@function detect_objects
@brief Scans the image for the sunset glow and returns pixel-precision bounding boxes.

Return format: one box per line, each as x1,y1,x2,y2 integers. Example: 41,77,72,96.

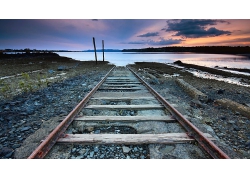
1,19,250,50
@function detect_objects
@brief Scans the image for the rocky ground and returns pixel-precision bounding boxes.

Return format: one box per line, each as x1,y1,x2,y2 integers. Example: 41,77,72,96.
129,62,250,159
0,53,114,158
1,54,250,159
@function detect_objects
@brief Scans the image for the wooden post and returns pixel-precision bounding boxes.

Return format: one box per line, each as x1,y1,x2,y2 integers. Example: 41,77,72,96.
102,40,104,62
92,37,97,64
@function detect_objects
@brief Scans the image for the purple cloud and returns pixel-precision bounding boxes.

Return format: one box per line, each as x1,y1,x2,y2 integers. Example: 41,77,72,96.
126,38,184,46
137,32,159,37
164,19,231,38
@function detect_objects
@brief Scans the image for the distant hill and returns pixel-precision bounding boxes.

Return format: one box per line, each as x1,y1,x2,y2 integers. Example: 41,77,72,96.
83,49,122,52
122,46,250,54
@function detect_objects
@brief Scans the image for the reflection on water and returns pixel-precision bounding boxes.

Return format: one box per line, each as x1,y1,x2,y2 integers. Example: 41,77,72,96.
215,68,250,76
168,64,250,87
188,70,250,87
57,52,250,69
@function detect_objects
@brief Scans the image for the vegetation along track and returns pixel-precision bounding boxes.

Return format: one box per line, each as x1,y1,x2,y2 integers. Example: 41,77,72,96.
28,66,230,159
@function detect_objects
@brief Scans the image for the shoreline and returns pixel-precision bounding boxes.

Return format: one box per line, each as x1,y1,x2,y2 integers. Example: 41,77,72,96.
173,60,250,81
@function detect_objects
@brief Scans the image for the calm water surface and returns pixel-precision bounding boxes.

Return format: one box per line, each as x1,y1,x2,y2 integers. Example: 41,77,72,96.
57,52,250,69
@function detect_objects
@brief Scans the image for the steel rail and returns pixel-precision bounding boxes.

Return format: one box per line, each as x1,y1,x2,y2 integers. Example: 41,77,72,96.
127,66,230,159
28,66,116,159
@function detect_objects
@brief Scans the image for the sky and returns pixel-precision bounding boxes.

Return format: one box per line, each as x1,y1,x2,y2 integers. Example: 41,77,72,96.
1,19,250,51
1,1,250,51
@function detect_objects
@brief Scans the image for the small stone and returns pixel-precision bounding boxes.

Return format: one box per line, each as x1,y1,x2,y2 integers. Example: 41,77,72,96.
72,129,78,134
100,154,105,159
159,145,175,154
245,141,250,148
75,155,84,159
217,133,224,137
233,126,240,131
88,85,93,89
228,120,235,124
0,147,13,157
101,100,107,105
89,151,94,158
83,149,90,156
220,116,226,120
87,126,94,132
72,148,77,153
190,99,203,108
122,146,131,153
57,65,67,71
204,117,212,125
20,126,31,132
94,146,99,152
59,110,67,115
26,107,35,115
12,144,21,149
134,153,140,157
94,130,101,134
79,149,87,155
235,112,240,116
217,89,225,94
59,155,65,159
115,129,120,134
149,79,159,85
5,151,14,158
4,106,10,111
18,137,24,141
130,155,135,158
48,69,54,74
140,155,145,159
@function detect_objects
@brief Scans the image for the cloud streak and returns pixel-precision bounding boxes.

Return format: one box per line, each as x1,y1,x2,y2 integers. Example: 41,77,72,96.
125,38,184,46
164,19,231,38
137,32,159,37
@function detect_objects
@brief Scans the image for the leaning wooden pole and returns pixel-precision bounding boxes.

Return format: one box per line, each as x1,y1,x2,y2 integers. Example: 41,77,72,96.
92,37,97,64
102,40,105,62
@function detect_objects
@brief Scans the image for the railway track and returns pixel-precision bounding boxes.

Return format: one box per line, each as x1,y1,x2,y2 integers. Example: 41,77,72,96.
28,66,230,159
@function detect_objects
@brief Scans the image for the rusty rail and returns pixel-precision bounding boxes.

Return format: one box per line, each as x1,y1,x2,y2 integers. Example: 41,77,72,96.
28,66,115,159
127,66,230,159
